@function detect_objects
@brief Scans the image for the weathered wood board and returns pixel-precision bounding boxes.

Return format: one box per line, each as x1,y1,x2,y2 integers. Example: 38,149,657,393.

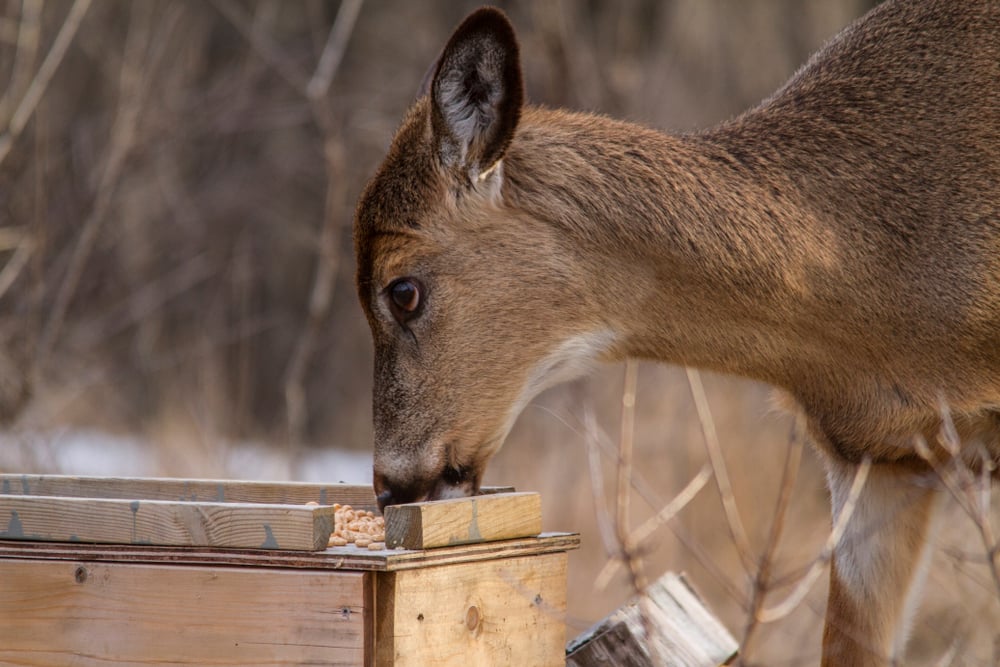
1,473,379,507
0,531,580,571
0,560,369,666
0,475,523,551
0,495,335,550
0,474,514,506
376,551,568,666
384,491,542,549
565,571,739,667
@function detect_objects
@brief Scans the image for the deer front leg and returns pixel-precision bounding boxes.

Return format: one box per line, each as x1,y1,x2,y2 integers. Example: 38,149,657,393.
821,460,942,667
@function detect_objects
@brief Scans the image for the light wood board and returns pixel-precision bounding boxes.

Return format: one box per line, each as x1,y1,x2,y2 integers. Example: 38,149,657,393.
0,473,378,507
384,492,542,549
0,495,335,551
376,551,568,666
0,559,370,666
0,474,515,508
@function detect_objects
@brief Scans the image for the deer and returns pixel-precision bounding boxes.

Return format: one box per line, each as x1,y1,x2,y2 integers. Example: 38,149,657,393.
353,2,1000,664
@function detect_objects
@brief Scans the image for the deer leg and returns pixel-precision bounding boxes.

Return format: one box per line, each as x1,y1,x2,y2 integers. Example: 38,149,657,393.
821,461,941,667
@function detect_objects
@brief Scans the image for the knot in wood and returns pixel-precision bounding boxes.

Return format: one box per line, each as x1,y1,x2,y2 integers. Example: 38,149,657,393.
465,605,480,632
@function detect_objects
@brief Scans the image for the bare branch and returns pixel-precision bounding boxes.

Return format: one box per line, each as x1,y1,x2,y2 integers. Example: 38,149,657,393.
594,462,712,590
756,457,872,623
741,413,805,653
0,236,34,301
306,0,363,100
0,0,91,167
0,0,43,127
209,0,309,96
37,3,179,362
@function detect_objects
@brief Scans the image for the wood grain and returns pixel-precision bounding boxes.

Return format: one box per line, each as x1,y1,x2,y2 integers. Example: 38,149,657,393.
384,492,542,549
0,473,379,508
0,495,335,551
0,474,515,504
0,560,370,666
0,532,581,571
375,551,568,666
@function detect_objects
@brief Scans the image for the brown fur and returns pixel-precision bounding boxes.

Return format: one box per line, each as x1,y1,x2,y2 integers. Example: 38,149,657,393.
355,2,1000,663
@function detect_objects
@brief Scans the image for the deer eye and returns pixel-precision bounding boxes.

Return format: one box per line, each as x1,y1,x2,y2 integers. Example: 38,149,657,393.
388,278,422,321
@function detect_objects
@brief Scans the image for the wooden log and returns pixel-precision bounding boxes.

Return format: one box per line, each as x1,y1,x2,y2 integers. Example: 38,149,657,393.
375,551,568,666
0,559,369,666
0,495,335,551
384,492,541,550
565,572,738,667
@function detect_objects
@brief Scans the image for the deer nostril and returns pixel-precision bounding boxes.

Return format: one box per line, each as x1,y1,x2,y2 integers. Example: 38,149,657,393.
376,489,394,513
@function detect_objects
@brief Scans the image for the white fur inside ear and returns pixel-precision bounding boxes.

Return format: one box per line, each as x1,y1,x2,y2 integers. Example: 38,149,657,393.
476,159,501,182
471,160,504,199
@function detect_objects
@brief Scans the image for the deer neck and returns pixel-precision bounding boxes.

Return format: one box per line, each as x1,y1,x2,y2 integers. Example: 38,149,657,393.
503,106,831,389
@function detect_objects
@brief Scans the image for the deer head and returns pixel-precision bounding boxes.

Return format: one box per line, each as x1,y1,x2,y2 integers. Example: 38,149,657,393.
354,9,617,509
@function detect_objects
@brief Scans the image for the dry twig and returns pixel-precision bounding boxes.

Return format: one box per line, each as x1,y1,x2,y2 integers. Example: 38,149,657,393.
37,3,179,364
741,413,805,654
0,0,91,167
755,457,872,623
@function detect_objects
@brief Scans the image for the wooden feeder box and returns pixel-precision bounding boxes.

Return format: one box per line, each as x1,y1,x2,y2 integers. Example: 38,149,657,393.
0,474,579,666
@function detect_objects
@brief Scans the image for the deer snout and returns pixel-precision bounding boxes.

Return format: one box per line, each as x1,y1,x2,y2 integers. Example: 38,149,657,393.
373,465,480,512
373,470,426,512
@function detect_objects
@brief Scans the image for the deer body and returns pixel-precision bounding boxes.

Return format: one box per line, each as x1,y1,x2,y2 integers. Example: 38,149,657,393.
355,1,1000,664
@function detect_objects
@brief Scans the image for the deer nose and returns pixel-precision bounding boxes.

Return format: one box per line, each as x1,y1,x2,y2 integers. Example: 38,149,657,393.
373,471,425,512
376,489,394,513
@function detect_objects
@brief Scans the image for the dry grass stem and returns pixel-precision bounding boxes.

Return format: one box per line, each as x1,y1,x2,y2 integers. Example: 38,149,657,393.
583,407,623,561
0,0,91,167
581,407,749,608
914,412,1000,604
756,457,872,623
741,414,805,652
686,367,756,574
615,359,640,582
594,462,712,590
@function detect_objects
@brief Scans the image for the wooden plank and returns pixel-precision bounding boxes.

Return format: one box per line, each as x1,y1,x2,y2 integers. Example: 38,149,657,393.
0,495,335,551
565,572,739,667
384,492,541,549
0,473,515,508
0,473,379,508
0,532,581,571
375,552,568,666
0,559,369,666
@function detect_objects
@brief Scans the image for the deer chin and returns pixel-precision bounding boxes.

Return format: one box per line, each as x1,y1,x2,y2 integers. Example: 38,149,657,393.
506,329,618,430
425,474,480,502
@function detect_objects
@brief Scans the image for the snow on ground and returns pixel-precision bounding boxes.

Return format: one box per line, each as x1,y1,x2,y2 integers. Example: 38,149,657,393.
0,429,373,483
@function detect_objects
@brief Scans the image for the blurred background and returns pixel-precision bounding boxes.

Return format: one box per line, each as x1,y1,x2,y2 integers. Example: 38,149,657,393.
1,1,997,664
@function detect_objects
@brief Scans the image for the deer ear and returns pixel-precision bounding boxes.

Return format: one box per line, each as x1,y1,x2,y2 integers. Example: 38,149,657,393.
430,7,523,183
